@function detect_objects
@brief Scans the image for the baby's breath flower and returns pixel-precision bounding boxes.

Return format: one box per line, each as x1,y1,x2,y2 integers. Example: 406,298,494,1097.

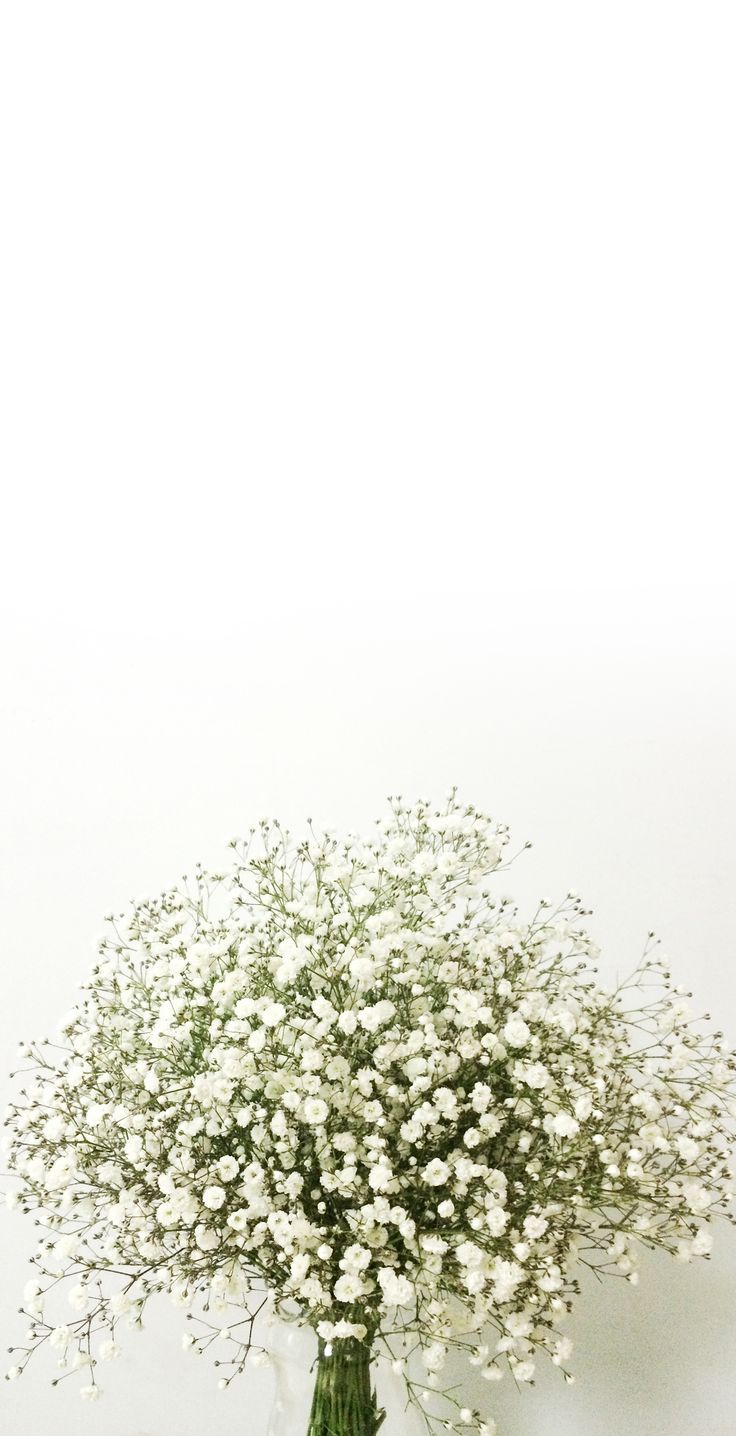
3,794,734,1436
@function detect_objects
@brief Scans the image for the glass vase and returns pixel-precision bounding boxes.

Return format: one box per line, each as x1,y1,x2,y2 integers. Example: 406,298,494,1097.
266,1320,425,1436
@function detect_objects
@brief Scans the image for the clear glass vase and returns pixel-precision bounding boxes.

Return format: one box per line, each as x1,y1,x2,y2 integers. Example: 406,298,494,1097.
374,1354,426,1436
266,1318,316,1435
266,1320,425,1436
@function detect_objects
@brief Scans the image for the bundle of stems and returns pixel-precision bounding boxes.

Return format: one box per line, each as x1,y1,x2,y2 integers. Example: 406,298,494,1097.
307,1336,385,1436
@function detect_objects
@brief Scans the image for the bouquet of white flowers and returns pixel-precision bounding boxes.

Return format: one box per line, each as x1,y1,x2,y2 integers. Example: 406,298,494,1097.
4,794,735,1435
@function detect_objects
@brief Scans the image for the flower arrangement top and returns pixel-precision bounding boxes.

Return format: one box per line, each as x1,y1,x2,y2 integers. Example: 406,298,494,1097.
3,794,735,1436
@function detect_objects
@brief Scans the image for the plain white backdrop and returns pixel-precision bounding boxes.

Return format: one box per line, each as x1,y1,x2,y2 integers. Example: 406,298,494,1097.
1,5,735,1435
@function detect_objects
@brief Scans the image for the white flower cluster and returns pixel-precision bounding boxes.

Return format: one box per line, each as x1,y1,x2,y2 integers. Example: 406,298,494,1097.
3,794,735,1432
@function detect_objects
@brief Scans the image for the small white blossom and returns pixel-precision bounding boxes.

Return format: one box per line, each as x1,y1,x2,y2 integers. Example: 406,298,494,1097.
550,1112,580,1140
377,1269,414,1307
421,1158,451,1187
334,1272,367,1302
302,1098,329,1126
261,1002,286,1028
502,1014,531,1048
202,1185,227,1211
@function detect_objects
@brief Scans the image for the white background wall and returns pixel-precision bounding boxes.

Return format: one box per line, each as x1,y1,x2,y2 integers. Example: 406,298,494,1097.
1,5,734,1435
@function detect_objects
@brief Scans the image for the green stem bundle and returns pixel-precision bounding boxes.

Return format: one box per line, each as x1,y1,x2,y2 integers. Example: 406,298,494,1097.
306,1336,385,1436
